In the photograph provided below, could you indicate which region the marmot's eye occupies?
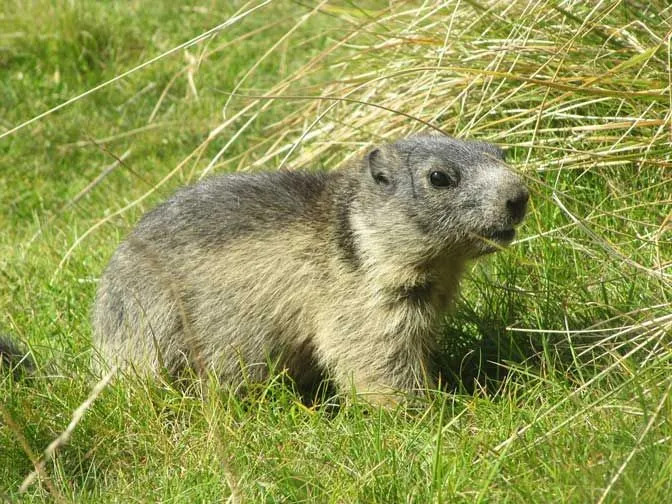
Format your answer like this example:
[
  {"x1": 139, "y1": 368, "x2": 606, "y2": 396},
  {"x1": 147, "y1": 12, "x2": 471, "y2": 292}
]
[{"x1": 429, "y1": 170, "x2": 455, "y2": 188}]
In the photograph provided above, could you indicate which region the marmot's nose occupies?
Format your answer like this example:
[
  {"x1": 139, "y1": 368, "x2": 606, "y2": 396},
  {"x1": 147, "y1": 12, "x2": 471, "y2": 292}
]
[{"x1": 506, "y1": 186, "x2": 529, "y2": 224}]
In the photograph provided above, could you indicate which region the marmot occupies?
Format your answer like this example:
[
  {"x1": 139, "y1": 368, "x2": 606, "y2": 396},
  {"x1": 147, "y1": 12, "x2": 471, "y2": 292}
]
[
  {"x1": 0, "y1": 334, "x2": 35, "y2": 378},
  {"x1": 91, "y1": 135, "x2": 529, "y2": 404}
]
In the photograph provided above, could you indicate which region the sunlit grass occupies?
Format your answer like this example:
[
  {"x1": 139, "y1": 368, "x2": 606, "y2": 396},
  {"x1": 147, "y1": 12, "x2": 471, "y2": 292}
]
[{"x1": 1, "y1": 0, "x2": 671, "y2": 502}]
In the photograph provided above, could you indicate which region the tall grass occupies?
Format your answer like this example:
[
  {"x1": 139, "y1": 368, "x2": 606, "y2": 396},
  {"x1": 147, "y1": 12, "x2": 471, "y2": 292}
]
[{"x1": 1, "y1": 0, "x2": 671, "y2": 502}]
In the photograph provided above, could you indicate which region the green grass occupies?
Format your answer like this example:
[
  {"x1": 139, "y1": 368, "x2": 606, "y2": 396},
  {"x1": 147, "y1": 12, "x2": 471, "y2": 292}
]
[{"x1": 2, "y1": 0, "x2": 671, "y2": 502}]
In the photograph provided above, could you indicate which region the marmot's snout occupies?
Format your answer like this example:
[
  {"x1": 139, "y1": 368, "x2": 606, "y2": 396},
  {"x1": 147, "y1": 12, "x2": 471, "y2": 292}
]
[
  {"x1": 505, "y1": 183, "x2": 529, "y2": 225},
  {"x1": 472, "y1": 168, "x2": 529, "y2": 253}
]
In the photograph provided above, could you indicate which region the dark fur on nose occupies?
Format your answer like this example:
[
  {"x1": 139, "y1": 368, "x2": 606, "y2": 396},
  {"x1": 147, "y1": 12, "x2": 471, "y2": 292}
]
[{"x1": 506, "y1": 186, "x2": 529, "y2": 224}]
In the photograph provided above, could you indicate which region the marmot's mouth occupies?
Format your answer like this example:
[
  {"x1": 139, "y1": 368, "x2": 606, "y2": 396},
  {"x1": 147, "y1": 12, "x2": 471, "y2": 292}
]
[{"x1": 485, "y1": 228, "x2": 516, "y2": 243}]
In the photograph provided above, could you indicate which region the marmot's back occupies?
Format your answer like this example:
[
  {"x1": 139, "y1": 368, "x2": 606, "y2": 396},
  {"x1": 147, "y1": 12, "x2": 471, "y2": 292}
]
[
  {"x1": 131, "y1": 171, "x2": 333, "y2": 248},
  {"x1": 92, "y1": 135, "x2": 528, "y2": 404}
]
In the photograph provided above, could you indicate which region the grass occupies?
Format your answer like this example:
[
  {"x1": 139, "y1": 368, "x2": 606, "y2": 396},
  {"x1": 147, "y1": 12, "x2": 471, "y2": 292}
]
[{"x1": 1, "y1": 0, "x2": 671, "y2": 501}]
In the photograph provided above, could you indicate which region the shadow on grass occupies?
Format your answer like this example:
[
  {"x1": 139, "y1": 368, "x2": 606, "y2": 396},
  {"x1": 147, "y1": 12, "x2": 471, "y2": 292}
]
[{"x1": 435, "y1": 299, "x2": 541, "y2": 396}]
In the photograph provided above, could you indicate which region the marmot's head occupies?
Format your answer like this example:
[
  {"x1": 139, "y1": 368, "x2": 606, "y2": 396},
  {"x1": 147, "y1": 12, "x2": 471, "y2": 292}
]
[{"x1": 356, "y1": 135, "x2": 529, "y2": 262}]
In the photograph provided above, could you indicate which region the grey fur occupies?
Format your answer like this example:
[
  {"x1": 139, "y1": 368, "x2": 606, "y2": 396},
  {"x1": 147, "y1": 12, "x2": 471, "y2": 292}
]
[
  {"x1": 92, "y1": 135, "x2": 529, "y2": 404},
  {"x1": 0, "y1": 335, "x2": 35, "y2": 377}
]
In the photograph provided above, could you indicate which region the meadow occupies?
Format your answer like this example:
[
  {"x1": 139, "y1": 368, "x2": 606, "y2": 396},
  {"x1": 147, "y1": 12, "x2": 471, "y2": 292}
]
[{"x1": 1, "y1": 0, "x2": 671, "y2": 502}]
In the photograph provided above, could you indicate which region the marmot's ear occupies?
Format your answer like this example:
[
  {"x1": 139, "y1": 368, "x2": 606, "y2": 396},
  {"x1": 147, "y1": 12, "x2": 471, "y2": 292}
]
[
  {"x1": 484, "y1": 144, "x2": 507, "y2": 161},
  {"x1": 476, "y1": 141, "x2": 507, "y2": 162},
  {"x1": 367, "y1": 147, "x2": 395, "y2": 191}
]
